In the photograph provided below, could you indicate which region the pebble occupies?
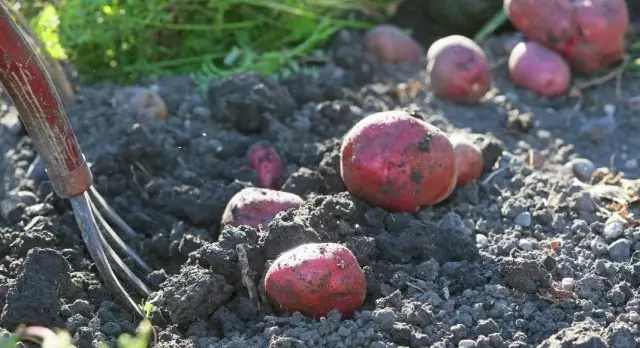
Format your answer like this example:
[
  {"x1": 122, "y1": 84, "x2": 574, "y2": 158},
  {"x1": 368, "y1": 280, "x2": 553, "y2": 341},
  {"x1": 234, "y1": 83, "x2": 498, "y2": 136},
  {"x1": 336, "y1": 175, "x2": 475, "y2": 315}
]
[
  {"x1": 603, "y1": 213, "x2": 626, "y2": 240},
  {"x1": 192, "y1": 106, "x2": 212, "y2": 118},
  {"x1": 561, "y1": 278, "x2": 575, "y2": 291},
  {"x1": 458, "y1": 340, "x2": 476, "y2": 348},
  {"x1": 608, "y1": 239, "x2": 631, "y2": 262},
  {"x1": 566, "y1": 158, "x2": 596, "y2": 182},
  {"x1": 476, "y1": 234, "x2": 489, "y2": 248},
  {"x1": 0, "y1": 107, "x2": 23, "y2": 135},
  {"x1": 625, "y1": 159, "x2": 638, "y2": 170},
  {"x1": 603, "y1": 222, "x2": 624, "y2": 240},
  {"x1": 514, "y1": 212, "x2": 532, "y2": 227},
  {"x1": 518, "y1": 239, "x2": 534, "y2": 251}
]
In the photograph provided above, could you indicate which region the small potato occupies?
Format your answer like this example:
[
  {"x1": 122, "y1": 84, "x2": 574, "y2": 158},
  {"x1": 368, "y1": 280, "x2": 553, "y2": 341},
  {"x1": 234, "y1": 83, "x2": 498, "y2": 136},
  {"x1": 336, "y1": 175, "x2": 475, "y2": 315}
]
[
  {"x1": 426, "y1": 35, "x2": 491, "y2": 103},
  {"x1": 221, "y1": 187, "x2": 303, "y2": 232},
  {"x1": 264, "y1": 242, "x2": 366, "y2": 319},
  {"x1": 113, "y1": 87, "x2": 168, "y2": 120},
  {"x1": 247, "y1": 141, "x2": 283, "y2": 189},
  {"x1": 508, "y1": 41, "x2": 571, "y2": 97},
  {"x1": 364, "y1": 24, "x2": 425, "y2": 64},
  {"x1": 505, "y1": 0, "x2": 629, "y2": 74},
  {"x1": 340, "y1": 110, "x2": 457, "y2": 212},
  {"x1": 451, "y1": 136, "x2": 484, "y2": 187}
]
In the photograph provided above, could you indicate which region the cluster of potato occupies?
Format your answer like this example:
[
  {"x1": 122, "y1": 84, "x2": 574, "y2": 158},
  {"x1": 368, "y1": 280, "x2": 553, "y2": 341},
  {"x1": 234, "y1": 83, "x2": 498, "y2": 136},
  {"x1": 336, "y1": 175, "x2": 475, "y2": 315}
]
[{"x1": 363, "y1": 0, "x2": 630, "y2": 100}]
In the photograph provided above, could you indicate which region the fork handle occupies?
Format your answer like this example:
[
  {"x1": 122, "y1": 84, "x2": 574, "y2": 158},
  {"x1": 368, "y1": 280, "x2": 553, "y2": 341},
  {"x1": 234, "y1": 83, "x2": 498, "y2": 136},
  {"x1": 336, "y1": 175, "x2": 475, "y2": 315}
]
[{"x1": 0, "y1": 3, "x2": 92, "y2": 198}]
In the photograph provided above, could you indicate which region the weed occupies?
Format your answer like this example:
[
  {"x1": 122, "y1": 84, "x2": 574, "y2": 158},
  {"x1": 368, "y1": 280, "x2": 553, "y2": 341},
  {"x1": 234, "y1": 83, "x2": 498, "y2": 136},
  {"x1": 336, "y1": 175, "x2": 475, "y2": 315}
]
[{"x1": 25, "y1": 0, "x2": 391, "y2": 84}]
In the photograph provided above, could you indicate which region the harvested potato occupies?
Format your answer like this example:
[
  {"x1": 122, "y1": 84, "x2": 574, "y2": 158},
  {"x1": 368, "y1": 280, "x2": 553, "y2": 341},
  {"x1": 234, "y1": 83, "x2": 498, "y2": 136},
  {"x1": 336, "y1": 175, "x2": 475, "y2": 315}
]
[
  {"x1": 340, "y1": 110, "x2": 457, "y2": 212},
  {"x1": 426, "y1": 35, "x2": 491, "y2": 103},
  {"x1": 451, "y1": 136, "x2": 484, "y2": 187},
  {"x1": 508, "y1": 41, "x2": 571, "y2": 97},
  {"x1": 247, "y1": 141, "x2": 283, "y2": 189},
  {"x1": 221, "y1": 187, "x2": 303, "y2": 232},
  {"x1": 264, "y1": 242, "x2": 366, "y2": 319},
  {"x1": 505, "y1": 0, "x2": 629, "y2": 73},
  {"x1": 364, "y1": 24, "x2": 425, "y2": 64}
]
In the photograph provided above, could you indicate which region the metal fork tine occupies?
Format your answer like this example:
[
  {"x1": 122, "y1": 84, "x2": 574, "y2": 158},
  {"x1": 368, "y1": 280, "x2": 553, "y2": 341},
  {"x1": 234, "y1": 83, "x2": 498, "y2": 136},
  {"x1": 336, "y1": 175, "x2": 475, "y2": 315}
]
[
  {"x1": 88, "y1": 198, "x2": 153, "y2": 274},
  {"x1": 70, "y1": 192, "x2": 143, "y2": 317},
  {"x1": 89, "y1": 186, "x2": 139, "y2": 239},
  {"x1": 97, "y1": 229, "x2": 151, "y2": 297}
]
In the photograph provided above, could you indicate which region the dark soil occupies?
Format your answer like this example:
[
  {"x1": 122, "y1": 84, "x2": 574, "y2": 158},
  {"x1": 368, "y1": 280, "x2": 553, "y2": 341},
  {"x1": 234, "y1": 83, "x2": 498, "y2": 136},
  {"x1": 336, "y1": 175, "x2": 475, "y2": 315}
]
[{"x1": 2, "y1": 23, "x2": 640, "y2": 348}]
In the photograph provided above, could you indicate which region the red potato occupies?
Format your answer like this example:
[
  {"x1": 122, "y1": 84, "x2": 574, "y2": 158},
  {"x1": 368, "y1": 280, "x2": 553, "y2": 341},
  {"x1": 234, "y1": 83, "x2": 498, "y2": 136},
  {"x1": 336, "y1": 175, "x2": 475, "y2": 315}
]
[
  {"x1": 340, "y1": 110, "x2": 457, "y2": 212},
  {"x1": 451, "y1": 136, "x2": 484, "y2": 187},
  {"x1": 505, "y1": 0, "x2": 629, "y2": 73},
  {"x1": 221, "y1": 187, "x2": 303, "y2": 232},
  {"x1": 364, "y1": 24, "x2": 426, "y2": 64},
  {"x1": 264, "y1": 242, "x2": 366, "y2": 319},
  {"x1": 426, "y1": 35, "x2": 491, "y2": 104},
  {"x1": 508, "y1": 41, "x2": 571, "y2": 98},
  {"x1": 247, "y1": 142, "x2": 283, "y2": 189}
]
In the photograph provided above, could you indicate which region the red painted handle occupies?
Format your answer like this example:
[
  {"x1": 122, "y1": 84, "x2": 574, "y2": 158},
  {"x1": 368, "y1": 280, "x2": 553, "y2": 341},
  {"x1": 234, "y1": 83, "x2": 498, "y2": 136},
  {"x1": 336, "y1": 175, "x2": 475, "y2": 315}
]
[{"x1": 0, "y1": 3, "x2": 91, "y2": 198}]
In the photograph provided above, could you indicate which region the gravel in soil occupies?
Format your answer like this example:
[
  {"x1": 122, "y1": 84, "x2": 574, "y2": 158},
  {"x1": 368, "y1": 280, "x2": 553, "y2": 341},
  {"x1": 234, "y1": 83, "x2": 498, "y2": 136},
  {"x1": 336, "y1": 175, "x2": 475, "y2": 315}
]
[{"x1": 3, "y1": 27, "x2": 640, "y2": 348}]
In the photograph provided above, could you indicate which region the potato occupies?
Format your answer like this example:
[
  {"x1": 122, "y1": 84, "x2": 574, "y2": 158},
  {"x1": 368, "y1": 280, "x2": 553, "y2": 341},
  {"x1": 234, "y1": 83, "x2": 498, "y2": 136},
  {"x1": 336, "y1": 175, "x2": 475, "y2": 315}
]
[
  {"x1": 113, "y1": 87, "x2": 168, "y2": 120},
  {"x1": 340, "y1": 110, "x2": 457, "y2": 212},
  {"x1": 508, "y1": 41, "x2": 571, "y2": 97},
  {"x1": 264, "y1": 243, "x2": 366, "y2": 319},
  {"x1": 451, "y1": 136, "x2": 484, "y2": 187},
  {"x1": 220, "y1": 187, "x2": 303, "y2": 232},
  {"x1": 364, "y1": 24, "x2": 425, "y2": 64},
  {"x1": 426, "y1": 35, "x2": 491, "y2": 103},
  {"x1": 247, "y1": 141, "x2": 283, "y2": 189},
  {"x1": 505, "y1": 0, "x2": 629, "y2": 73}
]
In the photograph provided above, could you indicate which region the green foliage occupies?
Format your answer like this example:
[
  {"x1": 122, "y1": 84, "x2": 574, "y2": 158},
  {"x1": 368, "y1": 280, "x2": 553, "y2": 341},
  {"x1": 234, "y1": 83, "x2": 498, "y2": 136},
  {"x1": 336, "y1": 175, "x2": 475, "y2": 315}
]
[
  {"x1": 30, "y1": 0, "x2": 387, "y2": 84},
  {"x1": 0, "y1": 332, "x2": 19, "y2": 348},
  {"x1": 31, "y1": 4, "x2": 67, "y2": 60}
]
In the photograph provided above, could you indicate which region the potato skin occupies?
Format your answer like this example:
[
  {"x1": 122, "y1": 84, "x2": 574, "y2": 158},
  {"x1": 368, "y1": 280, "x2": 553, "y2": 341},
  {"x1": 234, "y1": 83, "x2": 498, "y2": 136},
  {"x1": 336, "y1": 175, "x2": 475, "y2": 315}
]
[
  {"x1": 220, "y1": 187, "x2": 303, "y2": 232},
  {"x1": 426, "y1": 35, "x2": 491, "y2": 104},
  {"x1": 247, "y1": 142, "x2": 283, "y2": 189},
  {"x1": 364, "y1": 24, "x2": 425, "y2": 64},
  {"x1": 340, "y1": 110, "x2": 457, "y2": 212},
  {"x1": 264, "y1": 243, "x2": 366, "y2": 319},
  {"x1": 508, "y1": 41, "x2": 571, "y2": 97},
  {"x1": 451, "y1": 136, "x2": 484, "y2": 187},
  {"x1": 505, "y1": 0, "x2": 629, "y2": 73}
]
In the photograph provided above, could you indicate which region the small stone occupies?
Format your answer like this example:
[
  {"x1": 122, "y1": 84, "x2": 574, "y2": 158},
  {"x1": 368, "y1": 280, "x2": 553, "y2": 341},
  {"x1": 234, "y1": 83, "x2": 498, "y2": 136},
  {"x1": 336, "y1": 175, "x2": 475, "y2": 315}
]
[
  {"x1": 458, "y1": 339, "x2": 477, "y2": 348},
  {"x1": 476, "y1": 234, "x2": 489, "y2": 248},
  {"x1": 514, "y1": 212, "x2": 532, "y2": 227},
  {"x1": 518, "y1": 239, "x2": 534, "y2": 251},
  {"x1": 192, "y1": 106, "x2": 211, "y2": 118},
  {"x1": 561, "y1": 278, "x2": 575, "y2": 291},
  {"x1": 0, "y1": 107, "x2": 23, "y2": 135},
  {"x1": 625, "y1": 159, "x2": 638, "y2": 170},
  {"x1": 603, "y1": 222, "x2": 624, "y2": 240},
  {"x1": 566, "y1": 158, "x2": 596, "y2": 182},
  {"x1": 608, "y1": 239, "x2": 631, "y2": 262}
]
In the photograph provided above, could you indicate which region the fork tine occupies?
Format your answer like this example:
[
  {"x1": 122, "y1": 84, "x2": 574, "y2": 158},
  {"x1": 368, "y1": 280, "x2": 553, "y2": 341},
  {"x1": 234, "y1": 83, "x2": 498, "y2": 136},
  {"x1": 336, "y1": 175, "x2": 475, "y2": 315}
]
[
  {"x1": 97, "y1": 228, "x2": 151, "y2": 297},
  {"x1": 70, "y1": 192, "x2": 143, "y2": 317},
  {"x1": 89, "y1": 186, "x2": 139, "y2": 239},
  {"x1": 88, "y1": 197, "x2": 153, "y2": 274}
]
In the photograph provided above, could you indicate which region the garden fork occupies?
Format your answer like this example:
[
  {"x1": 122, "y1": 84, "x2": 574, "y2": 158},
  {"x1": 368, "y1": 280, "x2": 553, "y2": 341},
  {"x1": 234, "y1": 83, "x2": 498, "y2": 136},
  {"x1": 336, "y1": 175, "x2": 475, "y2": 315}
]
[{"x1": 0, "y1": 3, "x2": 152, "y2": 317}]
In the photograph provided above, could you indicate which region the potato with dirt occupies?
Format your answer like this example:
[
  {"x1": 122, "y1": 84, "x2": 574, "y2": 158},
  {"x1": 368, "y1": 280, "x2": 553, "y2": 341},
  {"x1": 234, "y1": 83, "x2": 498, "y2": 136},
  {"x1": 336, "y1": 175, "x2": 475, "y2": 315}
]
[
  {"x1": 220, "y1": 187, "x2": 304, "y2": 232},
  {"x1": 451, "y1": 136, "x2": 484, "y2": 187},
  {"x1": 364, "y1": 24, "x2": 426, "y2": 64},
  {"x1": 340, "y1": 110, "x2": 457, "y2": 212},
  {"x1": 247, "y1": 141, "x2": 283, "y2": 189},
  {"x1": 264, "y1": 242, "x2": 366, "y2": 319},
  {"x1": 426, "y1": 35, "x2": 491, "y2": 103},
  {"x1": 508, "y1": 41, "x2": 571, "y2": 97},
  {"x1": 504, "y1": 0, "x2": 629, "y2": 73}
]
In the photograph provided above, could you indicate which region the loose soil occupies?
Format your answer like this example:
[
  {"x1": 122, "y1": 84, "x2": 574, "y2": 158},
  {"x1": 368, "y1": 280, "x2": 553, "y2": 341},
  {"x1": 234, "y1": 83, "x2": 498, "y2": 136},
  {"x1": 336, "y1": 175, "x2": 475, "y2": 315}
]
[{"x1": 2, "y1": 25, "x2": 640, "y2": 348}]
